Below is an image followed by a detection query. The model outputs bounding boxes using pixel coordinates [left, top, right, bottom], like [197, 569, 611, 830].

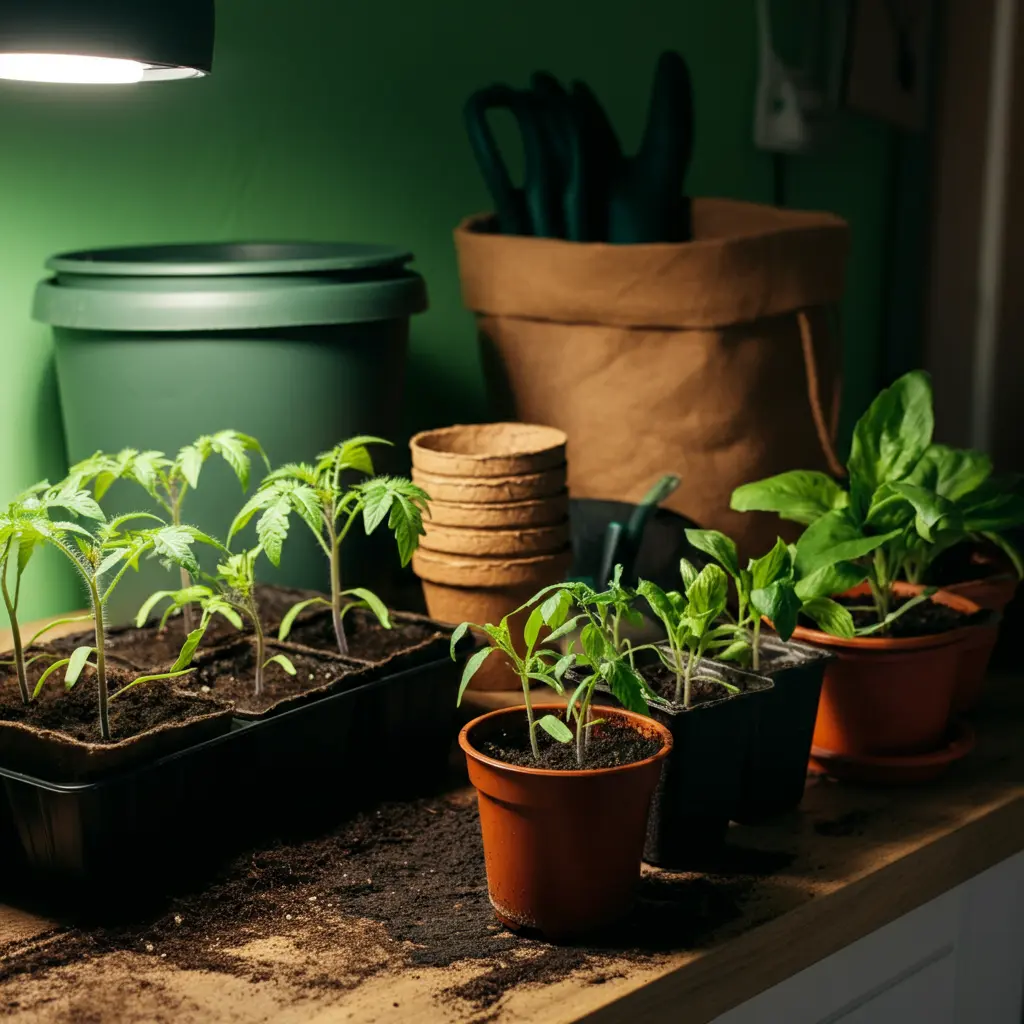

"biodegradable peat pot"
[422, 520, 570, 558]
[411, 422, 567, 478]
[412, 466, 566, 504]
[640, 660, 773, 869]
[734, 636, 832, 824]
[428, 493, 570, 529]
[793, 583, 985, 758]
[0, 676, 234, 784]
[413, 547, 572, 691]
[460, 704, 672, 938]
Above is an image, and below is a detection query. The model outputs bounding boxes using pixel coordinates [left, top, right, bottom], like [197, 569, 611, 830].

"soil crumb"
[478, 719, 662, 770]
[0, 794, 758, 1017]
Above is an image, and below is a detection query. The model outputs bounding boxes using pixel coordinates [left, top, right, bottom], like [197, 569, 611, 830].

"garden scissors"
[464, 78, 592, 240]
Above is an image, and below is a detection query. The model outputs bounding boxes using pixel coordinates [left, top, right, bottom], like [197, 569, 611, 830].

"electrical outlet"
[846, 0, 934, 130]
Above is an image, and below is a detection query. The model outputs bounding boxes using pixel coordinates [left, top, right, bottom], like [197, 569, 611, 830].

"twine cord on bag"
[797, 308, 845, 477]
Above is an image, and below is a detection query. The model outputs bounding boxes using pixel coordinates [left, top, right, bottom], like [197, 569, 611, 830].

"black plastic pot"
[642, 660, 772, 869]
[734, 636, 832, 824]
[0, 641, 473, 904]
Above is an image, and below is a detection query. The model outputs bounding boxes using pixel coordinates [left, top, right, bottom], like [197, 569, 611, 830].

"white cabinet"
[713, 852, 1024, 1024]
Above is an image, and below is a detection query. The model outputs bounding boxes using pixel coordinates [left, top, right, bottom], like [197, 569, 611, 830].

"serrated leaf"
[210, 431, 253, 489]
[605, 659, 649, 714]
[150, 526, 200, 576]
[178, 444, 206, 490]
[256, 497, 292, 567]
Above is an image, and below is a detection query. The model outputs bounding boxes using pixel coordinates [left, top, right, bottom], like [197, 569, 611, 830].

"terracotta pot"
[793, 583, 983, 757]
[413, 547, 571, 691]
[421, 520, 570, 558]
[941, 565, 1018, 715]
[460, 704, 672, 937]
[411, 422, 567, 478]
[427, 493, 569, 529]
[412, 466, 566, 504]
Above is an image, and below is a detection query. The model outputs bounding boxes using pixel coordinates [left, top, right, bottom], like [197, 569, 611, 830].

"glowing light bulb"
[0, 54, 146, 85]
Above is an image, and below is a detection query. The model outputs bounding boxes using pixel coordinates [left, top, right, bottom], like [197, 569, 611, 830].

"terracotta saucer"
[810, 720, 976, 785]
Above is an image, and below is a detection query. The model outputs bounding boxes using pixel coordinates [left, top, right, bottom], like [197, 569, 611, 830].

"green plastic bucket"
[34, 242, 428, 624]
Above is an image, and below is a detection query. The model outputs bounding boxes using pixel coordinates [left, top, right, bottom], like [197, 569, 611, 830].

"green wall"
[0, 0, 890, 623]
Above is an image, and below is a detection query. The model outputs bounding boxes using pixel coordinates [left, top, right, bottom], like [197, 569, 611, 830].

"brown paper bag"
[455, 199, 848, 560]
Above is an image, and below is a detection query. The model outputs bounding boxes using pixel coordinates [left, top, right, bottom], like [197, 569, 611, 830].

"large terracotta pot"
[412, 548, 571, 691]
[460, 704, 672, 938]
[793, 583, 983, 757]
[410, 422, 567, 478]
[941, 568, 1018, 714]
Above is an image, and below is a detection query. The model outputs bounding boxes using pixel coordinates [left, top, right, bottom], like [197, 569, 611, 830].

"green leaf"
[543, 614, 585, 645]
[908, 444, 993, 502]
[457, 646, 494, 705]
[750, 580, 802, 641]
[109, 668, 197, 701]
[169, 628, 207, 672]
[731, 471, 849, 525]
[48, 487, 104, 522]
[65, 645, 93, 687]
[686, 564, 729, 621]
[272, 597, 326, 642]
[795, 561, 868, 602]
[136, 590, 177, 628]
[605, 659, 649, 714]
[96, 549, 129, 578]
[890, 483, 963, 543]
[229, 490, 276, 543]
[33, 657, 71, 698]
[265, 653, 297, 676]
[679, 559, 699, 591]
[857, 589, 937, 636]
[536, 714, 574, 744]
[794, 510, 900, 575]
[715, 639, 752, 665]
[579, 622, 607, 665]
[209, 430, 254, 489]
[342, 588, 390, 629]
[864, 482, 916, 532]
[450, 621, 471, 659]
[848, 370, 935, 518]
[25, 613, 93, 649]
[149, 526, 200, 576]
[523, 606, 545, 652]
[749, 538, 792, 590]
[685, 529, 739, 578]
[638, 579, 674, 624]
[802, 598, 856, 639]
[553, 652, 576, 681]
[359, 477, 431, 566]
[256, 497, 292, 567]
[566, 676, 592, 718]
[177, 444, 206, 490]
[540, 588, 573, 630]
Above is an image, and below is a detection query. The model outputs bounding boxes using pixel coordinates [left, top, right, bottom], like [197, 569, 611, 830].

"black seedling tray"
[734, 636, 832, 824]
[0, 647, 469, 906]
[642, 659, 773, 870]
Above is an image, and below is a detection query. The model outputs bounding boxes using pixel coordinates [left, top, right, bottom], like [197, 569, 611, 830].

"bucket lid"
[34, 242, 427, 331]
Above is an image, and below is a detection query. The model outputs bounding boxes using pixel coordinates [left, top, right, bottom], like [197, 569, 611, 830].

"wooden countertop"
[1, 615, 1023, 1023]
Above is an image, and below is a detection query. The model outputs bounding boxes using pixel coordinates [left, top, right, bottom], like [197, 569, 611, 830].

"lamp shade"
[0, 0, 215, 83]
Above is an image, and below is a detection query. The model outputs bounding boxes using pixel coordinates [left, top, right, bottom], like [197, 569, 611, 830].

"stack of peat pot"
[410, 423, 572, 690]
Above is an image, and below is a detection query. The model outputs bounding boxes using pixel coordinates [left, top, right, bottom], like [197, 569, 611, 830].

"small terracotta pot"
[412, 466, 566, 504]
[461, 704, 672, 938]
[413, 547, 572, 691]
[427, 493, 570, 529]
[411, 422, 567, 478]
[422, 520, 570, 558]
[793, 583, 983, 757]
[941, 569, 1017, 714]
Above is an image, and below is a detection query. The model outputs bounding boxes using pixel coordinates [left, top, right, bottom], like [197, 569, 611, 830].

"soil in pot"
[189, 641, 354, 716]
[478, 717, 662, 770]
[831, 593, 988, 639]
[0, 664, 232, 781]
[284, 607, 444, 663]
[462, 705, 672, 938]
